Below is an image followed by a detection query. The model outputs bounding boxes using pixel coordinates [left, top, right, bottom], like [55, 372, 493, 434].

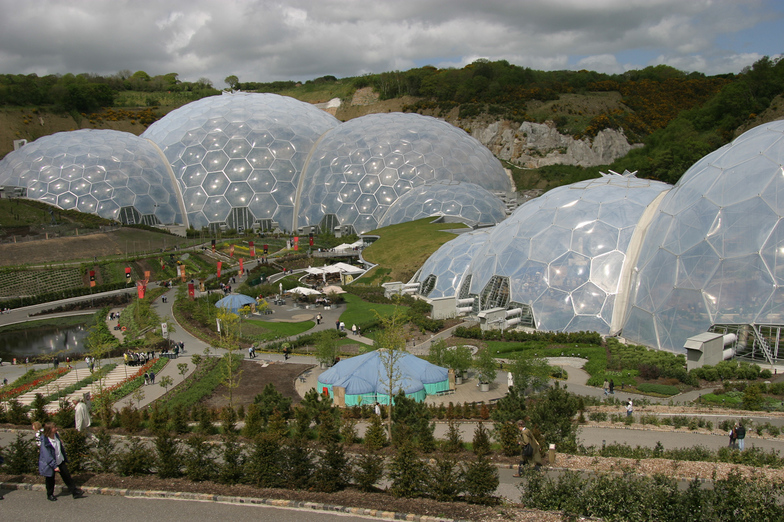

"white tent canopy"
[288, 286, 321, 295]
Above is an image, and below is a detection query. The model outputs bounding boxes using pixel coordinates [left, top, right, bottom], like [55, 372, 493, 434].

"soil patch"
[204, 361, 313, 408]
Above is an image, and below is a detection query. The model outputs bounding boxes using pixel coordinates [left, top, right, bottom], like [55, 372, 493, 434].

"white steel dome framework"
[415, 120, 784, 364]
[0, 94, 511, 234]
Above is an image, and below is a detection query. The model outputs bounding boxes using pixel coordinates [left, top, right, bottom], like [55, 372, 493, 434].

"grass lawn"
[360, 218, 468, 284]
[339, 293, 402, 329]
[243, 318, 315, 341]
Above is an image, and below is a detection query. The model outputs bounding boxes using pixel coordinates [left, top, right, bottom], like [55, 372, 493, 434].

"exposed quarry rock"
[473, 120, 640, 168]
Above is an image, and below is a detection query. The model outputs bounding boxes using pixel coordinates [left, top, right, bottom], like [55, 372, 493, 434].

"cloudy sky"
[0, 0, 780, 86]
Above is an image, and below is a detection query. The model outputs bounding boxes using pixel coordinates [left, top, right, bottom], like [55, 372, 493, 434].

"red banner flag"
[188, 282, 195, 299]
[217, 261, 222, 278]
[293, 236, 299, 251]
[89, 270, 95, 288]
[180, 265, 186, 282]
[230, 244, 235, 257]
[125, 267, 131, 281]
[249, 241, 255, 257]
[144, 270, 150, 279]
[211, 239, 216, 252]
[136, 281, 146, 299]
[239, 258, 244, 274]
[309, 234, 314, 246]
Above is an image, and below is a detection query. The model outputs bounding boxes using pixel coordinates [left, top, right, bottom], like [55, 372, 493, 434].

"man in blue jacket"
[38, 423, 85, 501]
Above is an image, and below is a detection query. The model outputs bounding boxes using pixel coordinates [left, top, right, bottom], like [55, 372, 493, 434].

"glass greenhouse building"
[0, 93, 512, 235]
[415, 120, 784, 363]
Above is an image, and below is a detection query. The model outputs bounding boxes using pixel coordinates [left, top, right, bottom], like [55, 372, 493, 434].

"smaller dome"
[378, 180, 507, 228]
[0, 129, 180, 225]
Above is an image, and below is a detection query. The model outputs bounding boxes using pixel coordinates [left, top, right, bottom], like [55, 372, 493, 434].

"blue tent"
[317, 349, 450, 406]
[215, 293, 256, 314]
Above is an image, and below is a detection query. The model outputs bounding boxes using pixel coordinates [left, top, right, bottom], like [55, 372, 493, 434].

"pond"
[0, 322, 90, 363]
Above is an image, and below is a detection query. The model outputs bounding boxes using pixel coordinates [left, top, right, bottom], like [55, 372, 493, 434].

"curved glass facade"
[418, 173, 671, 334]
[624, 121, 784, 352]
[297, 112, 511, 234]
[378, 180, 507, 229]
[0, 129, 180, 225]
[142, 92, 340, 230]
[415, 228, 492, 299]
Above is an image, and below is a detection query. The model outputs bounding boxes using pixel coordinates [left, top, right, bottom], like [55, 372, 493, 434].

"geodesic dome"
[415, 228, 493, 299]
[378, 180, 507, 229]
[623, 120, 784, 352]
[457, 172, 671, 333]
[296, 112, 511, 234]
[142, 92, 340, 230]
[0, 129, 181, 225]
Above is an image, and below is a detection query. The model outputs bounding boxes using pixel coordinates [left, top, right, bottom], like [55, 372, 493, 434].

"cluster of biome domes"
[414, 120, 784, 357]
[0, 93, 512, 234]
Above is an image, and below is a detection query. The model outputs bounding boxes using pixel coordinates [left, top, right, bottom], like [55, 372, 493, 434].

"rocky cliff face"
[472, 119, 641, 168]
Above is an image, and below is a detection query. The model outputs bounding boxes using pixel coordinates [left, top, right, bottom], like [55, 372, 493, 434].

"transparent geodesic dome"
[623, 120, 784, 352]
[296, 112, 511, 234]
[378, 180, 507, 229]
[463, 172, 671, 333]
[0, 129, 181, 225]
[142, 92, 340, 230]
[415, 228, 493, 299]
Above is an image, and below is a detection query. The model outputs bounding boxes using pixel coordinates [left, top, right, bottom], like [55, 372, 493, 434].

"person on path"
[149, 372, 155, 384]
[74, 399, 90, 432]
[609, 379, 614, 395]
[39, 423, 84, 501]
[626, 398, 633, 417]
[603, 379, 609, 396]
[335, 320, 340, 331]
[316, 313, 322, 325]
[351, 324, 357, 335]
[340, 321, 345, 332]
[729, 425, 737, 448]
[514, 420, 542, 476]
[736, 422, 746, 450]
[144, 372, 150, 385]
[374, 402, 381, 417]
[248, 346, 254, 359]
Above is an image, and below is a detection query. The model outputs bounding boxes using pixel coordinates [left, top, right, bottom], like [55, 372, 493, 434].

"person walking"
[626, 398, 633, 417]
[513, 420, 542, 476]
[73, 399, 90, 432]
[609, 379, 614, 395]
[39, 423, 84, 501]
[351, 324, 357, 335]
[603, 379, 609, 396]
[316, 313, 322, 325]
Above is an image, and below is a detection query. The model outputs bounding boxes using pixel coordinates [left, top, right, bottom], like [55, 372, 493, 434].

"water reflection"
[0, 323, 90, 361]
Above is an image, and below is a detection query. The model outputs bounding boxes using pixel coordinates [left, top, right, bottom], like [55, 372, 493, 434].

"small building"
[317, 349, 449, 406]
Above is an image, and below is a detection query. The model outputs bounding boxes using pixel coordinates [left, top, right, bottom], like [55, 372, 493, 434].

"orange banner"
[249, 241, 255, 257]
[239, 258, 244, 274]
[217, 261, 222, 278]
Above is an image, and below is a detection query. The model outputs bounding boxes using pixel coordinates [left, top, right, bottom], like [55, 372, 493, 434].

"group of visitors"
[143, 371, 156, 385]
[123, 351, 151, 366]
[602, 379, 616, 395]
[84, 356, 95, 373]
[248, 345, 257, 358]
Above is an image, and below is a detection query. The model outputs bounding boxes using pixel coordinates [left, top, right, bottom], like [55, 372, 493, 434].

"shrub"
[462, 456, 499, 505]
[116, 437, 154, 476]
[59, 428, 91, 473]
[183, 434, 217, 482]
[2, 433, 38, 473]
[91, 428, 116, 473]
[217, 433, 245, 485]
[388, 440, 426, 498]
[351, 449, 384, 492]
[588, 411, 608, 422]
[427, 457, 463, 502]
[472, 422, 491, 457]
[154, 431, 183, 478]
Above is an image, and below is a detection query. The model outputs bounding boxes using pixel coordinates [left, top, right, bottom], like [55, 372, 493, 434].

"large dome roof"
[142, 92, 340, 230]
[0, 129, 181, 225]
[296, 112, 511, 234]
[624, 120, 784, 352]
